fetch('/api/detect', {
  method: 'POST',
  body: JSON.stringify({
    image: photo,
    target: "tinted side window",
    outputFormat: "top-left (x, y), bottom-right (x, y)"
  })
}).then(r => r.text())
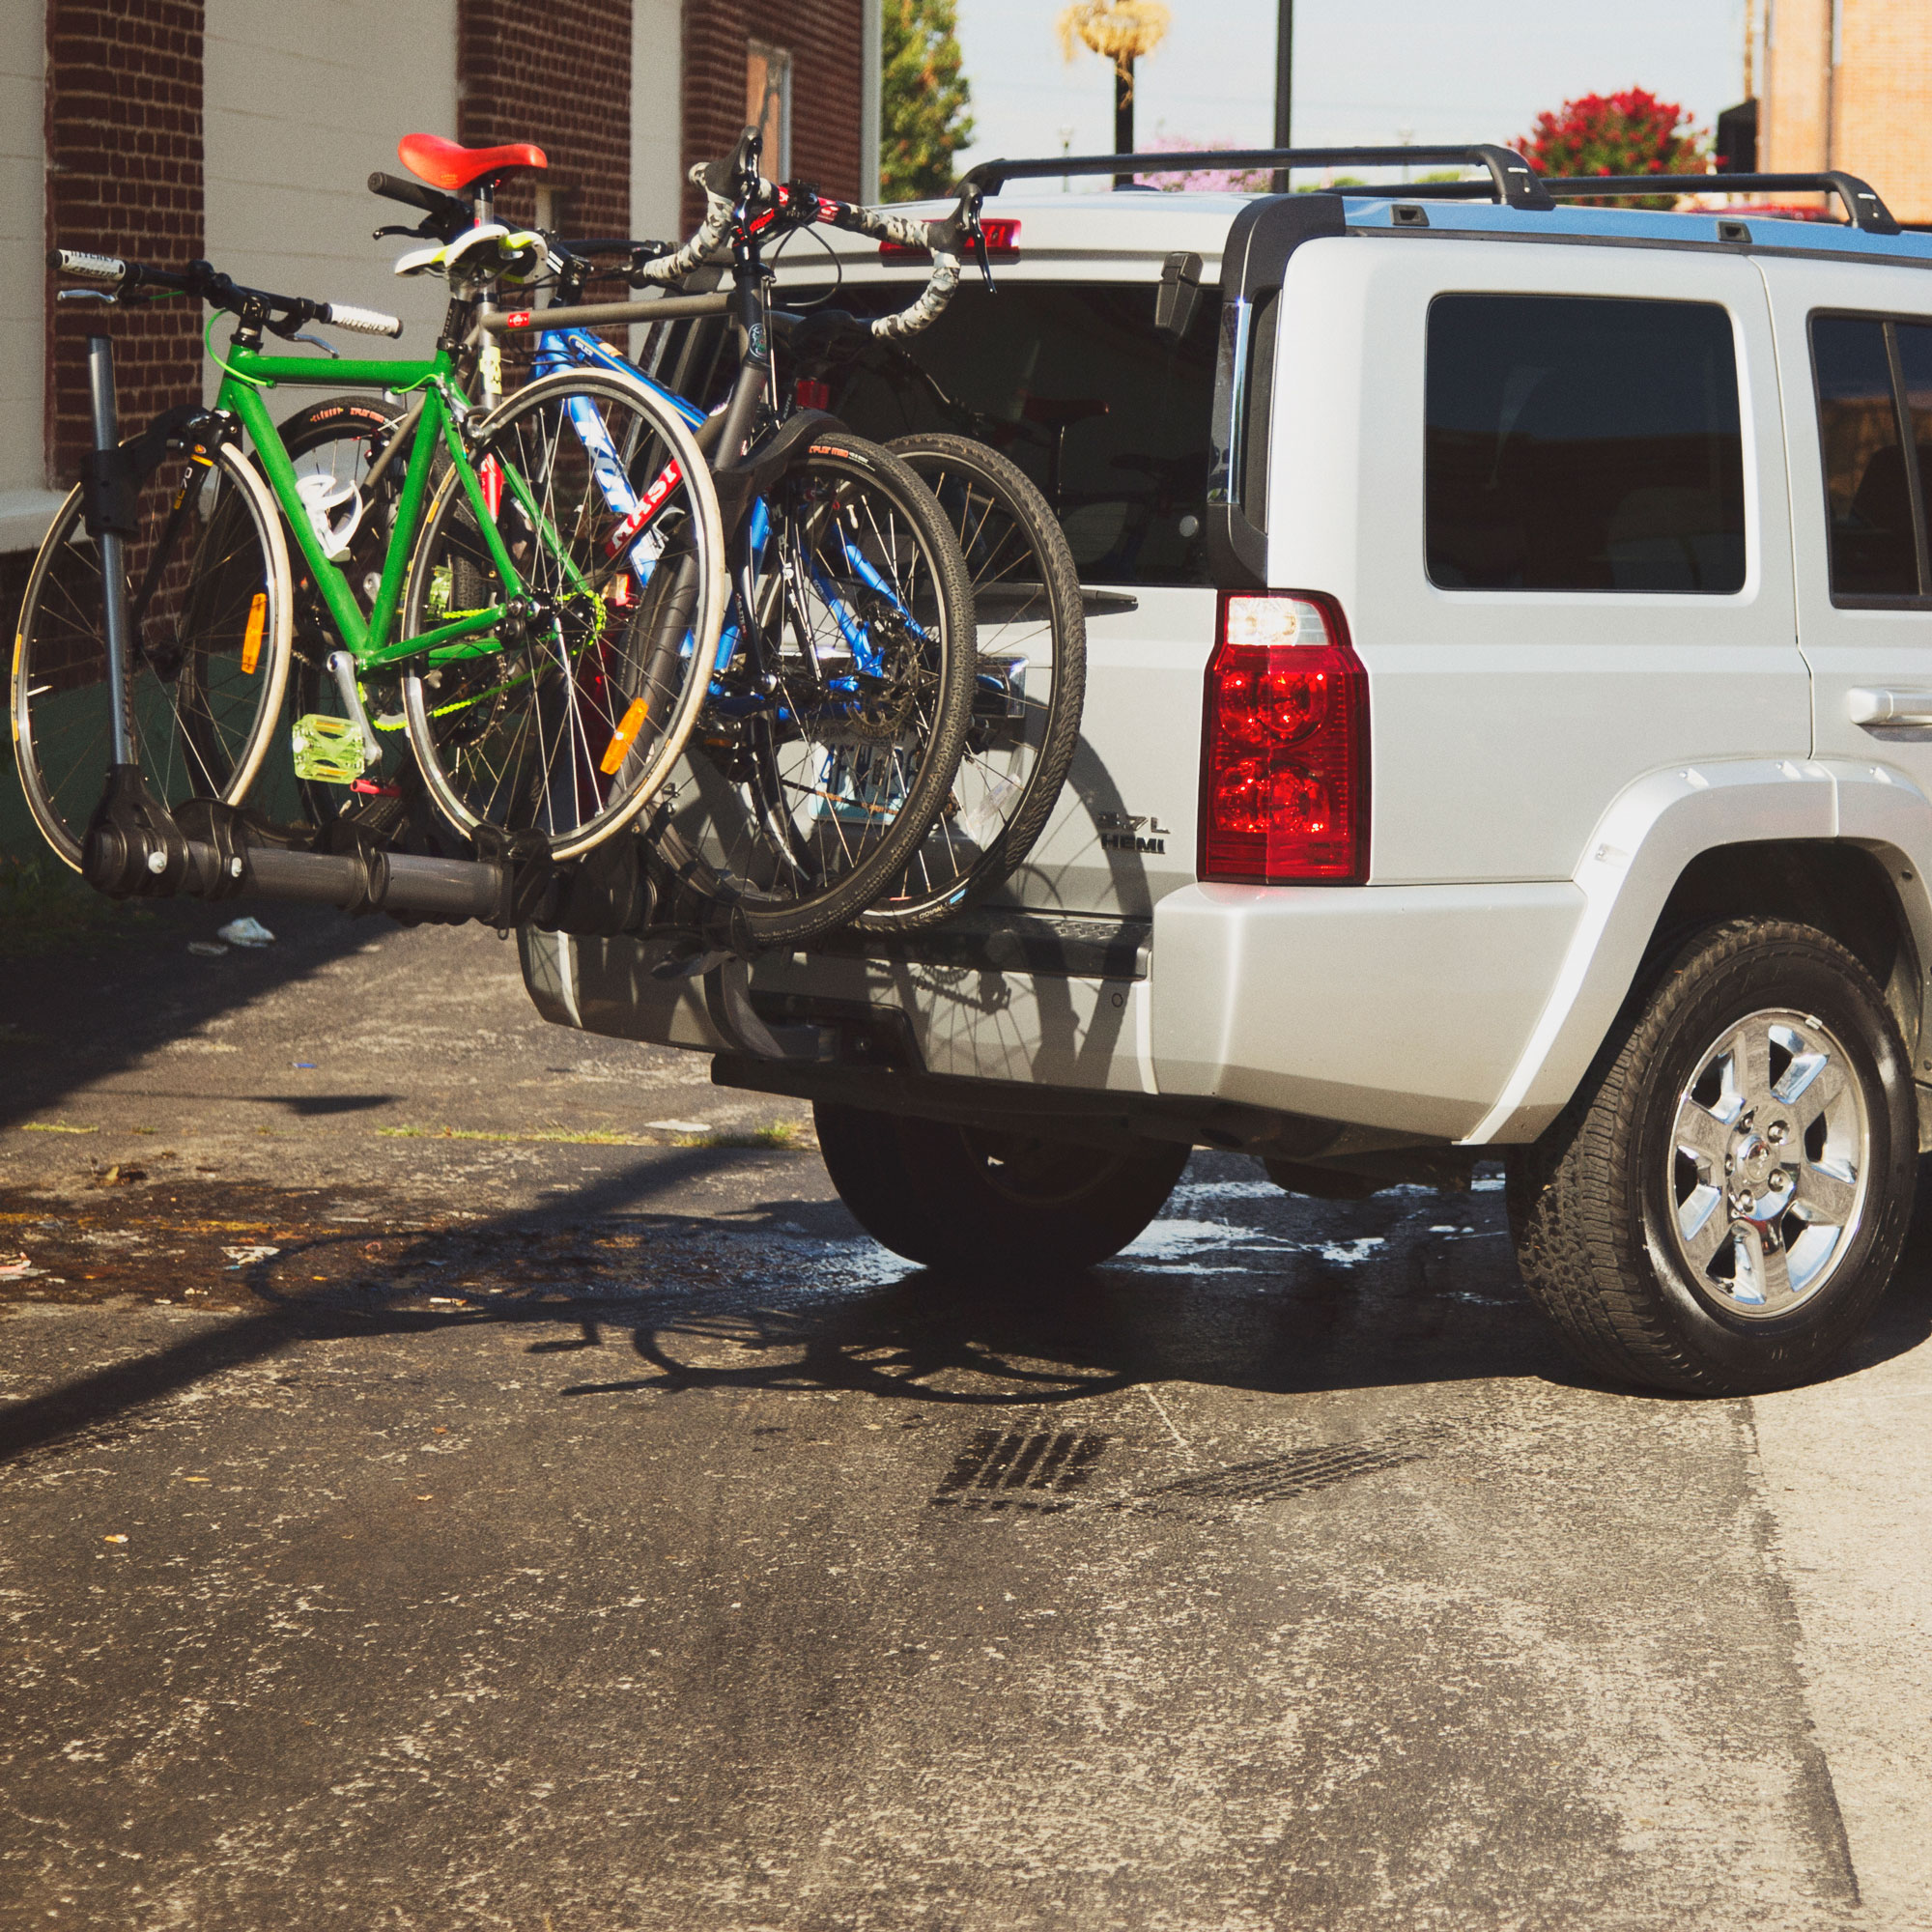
top-left (1426, 295), bottom-right (1747, 593)
top-left (1813, 315), bottom-right (1918, 598)
top-left (807, 283), bottom-right (1220, 588)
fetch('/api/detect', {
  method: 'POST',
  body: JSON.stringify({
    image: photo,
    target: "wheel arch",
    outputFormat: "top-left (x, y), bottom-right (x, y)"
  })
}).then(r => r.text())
top-left (1463, 758), bottom-right (1932, 1144)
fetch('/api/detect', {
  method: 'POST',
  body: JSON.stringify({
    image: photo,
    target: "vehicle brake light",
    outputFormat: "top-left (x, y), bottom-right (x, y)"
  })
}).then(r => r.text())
top-left (880, 218), bottom-right (1020, 263)
top-left (1199, 591), bottom-right (1368, 883)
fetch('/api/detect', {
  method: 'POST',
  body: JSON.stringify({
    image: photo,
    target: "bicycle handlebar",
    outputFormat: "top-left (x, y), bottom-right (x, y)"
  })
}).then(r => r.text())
top-left (48, 249), bottom-right (402, 339)
top-left (615, 128), bottom-right (986, 342)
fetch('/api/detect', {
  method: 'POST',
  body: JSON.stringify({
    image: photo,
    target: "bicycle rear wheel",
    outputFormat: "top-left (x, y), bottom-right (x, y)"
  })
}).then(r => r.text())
top-left (11, 438), bottom-right (294, 868)
top-left (398, 368), bottom-right (725, 862)
top-left (857, 433), bottom-right (1087, 929)
top-left (650, 434), bottom-right (977, 948)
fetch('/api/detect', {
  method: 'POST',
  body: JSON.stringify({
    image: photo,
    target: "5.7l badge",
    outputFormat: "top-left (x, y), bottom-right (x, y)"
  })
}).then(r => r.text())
top-left (1094, 810), bottom-right (1170, 855)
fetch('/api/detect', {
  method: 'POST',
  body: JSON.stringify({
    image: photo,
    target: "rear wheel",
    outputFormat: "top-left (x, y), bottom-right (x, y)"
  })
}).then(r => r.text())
top-left (11, 439), bottom-right (293, 868)
top-left (655, 435), bottom-right (977, 948)
top-left (858, 433), bottom-right (1086, 929)
top-left (815, 1101), bottom-right (1190, 1273)
top-left (1506, 918), bottom-right (1916, 1393)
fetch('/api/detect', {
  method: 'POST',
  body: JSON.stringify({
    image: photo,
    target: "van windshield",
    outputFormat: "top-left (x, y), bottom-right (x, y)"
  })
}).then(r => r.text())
top-left (804, 282), bottom-right (1221, 588)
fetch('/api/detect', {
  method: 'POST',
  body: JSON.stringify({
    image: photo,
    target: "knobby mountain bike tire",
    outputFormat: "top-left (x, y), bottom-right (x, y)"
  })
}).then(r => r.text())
top-left (857, 433), bottom-right (1087, 930)
top-left (646, 433), bottom-right (978, 949)
top-left (11, 438), bottom-right (295, 869)
top-left (397, 367), bottom-right (726, 863)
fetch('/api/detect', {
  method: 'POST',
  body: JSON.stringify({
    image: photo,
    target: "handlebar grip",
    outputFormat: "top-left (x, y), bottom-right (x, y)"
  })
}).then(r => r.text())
top-left (50, 247), bottom-right (128, 283)
top-left (368, 172), bottom-right (466, 221)
top-left (321, 301), bottom-right (404, 339)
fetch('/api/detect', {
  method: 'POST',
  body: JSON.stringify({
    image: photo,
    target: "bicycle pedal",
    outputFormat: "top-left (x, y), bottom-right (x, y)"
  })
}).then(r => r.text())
top-left (291, 714), bottom-right (368, 784)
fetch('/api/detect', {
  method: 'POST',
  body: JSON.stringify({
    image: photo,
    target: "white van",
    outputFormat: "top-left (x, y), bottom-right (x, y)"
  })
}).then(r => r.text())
top-left (524, 159), bottom-right (1932, 1396)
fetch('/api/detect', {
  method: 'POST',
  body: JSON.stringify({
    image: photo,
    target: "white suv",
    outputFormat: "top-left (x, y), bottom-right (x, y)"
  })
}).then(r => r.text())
top-left (523, 162), bottom-right (1932, 1396)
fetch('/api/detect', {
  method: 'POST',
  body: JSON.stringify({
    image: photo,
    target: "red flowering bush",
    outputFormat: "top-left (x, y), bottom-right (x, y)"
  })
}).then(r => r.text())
top-left (1521, 90), bottom-right (1709, 207)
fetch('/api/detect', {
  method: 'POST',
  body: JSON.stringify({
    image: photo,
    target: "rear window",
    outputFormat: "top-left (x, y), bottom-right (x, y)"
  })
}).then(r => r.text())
top-left (1426, 294), bottom-right (1747, 594)
top-left (1811, 311), bottom-right (1932, 602)
top-left (658, 282), bottom-right (1221, 587)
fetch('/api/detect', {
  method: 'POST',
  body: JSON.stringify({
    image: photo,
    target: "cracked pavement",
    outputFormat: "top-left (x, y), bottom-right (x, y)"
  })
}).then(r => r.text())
top-left (1, 897), bottom-right (1928, 1928)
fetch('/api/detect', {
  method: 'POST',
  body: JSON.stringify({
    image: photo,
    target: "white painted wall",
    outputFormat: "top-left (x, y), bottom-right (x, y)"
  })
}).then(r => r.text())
top-left (0, 0), bottom-right (59, 547)
top-left (202, 0), bottom-right (458, 401)
top-left (632, 0), bottom-right (682, 247)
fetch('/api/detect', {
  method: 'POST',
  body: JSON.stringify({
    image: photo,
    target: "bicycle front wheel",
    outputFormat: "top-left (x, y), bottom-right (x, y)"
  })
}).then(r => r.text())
top-left (11, 438), bottom-right (294, 868)
top-left (653, 434), bottom-right (978, 948)
top-left (398, 368), bottom-right (725, 863)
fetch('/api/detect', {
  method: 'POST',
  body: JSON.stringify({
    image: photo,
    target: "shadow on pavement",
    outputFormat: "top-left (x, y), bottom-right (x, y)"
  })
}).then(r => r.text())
top-left (11, 1137), bottom-right (1932, 1467)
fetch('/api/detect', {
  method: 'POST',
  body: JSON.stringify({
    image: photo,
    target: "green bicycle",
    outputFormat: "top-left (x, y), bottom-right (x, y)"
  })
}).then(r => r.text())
top-left (14, 235), bottom-right (725, 873)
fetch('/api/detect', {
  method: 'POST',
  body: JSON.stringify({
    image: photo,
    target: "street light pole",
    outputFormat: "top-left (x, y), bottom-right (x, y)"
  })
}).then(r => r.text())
top-left (1272, 0), bottom-right (1293, 192)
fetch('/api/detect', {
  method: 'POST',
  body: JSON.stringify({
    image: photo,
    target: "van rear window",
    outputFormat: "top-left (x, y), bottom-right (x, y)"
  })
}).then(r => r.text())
top-left (1426, 295), bottom-right (1747, 594)
top-left (800, 283), bottom-right (1220, 588)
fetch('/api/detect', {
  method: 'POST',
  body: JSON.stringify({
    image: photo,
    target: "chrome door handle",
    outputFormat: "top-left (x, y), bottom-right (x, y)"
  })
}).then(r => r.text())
top-left (1849, 687), bottom-right (1932, 728)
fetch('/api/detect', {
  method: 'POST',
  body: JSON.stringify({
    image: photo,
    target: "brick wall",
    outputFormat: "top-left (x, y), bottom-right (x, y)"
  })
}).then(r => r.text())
top-left (457, 0), bottom-right (631, 237)
top-left (1763, 0), bottom-right (1932, 223)
top-left (1834, 0), bottom-right (1932, 224)
top-left (681, 0), bottom-right (863, 232)
top-left (43, 0), bottom-right (204, 484)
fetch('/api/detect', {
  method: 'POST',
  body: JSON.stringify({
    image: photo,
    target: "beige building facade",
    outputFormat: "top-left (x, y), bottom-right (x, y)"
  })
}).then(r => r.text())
top-left (1761, 0), bottom-right (1932, 222)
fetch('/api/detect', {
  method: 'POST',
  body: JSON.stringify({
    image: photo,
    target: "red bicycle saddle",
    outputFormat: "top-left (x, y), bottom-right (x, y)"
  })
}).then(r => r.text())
top-left (398, 132), bottom-right (547, 192)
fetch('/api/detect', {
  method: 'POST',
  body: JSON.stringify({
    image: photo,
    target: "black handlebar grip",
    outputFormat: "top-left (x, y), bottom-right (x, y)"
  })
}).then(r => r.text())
top-left (367, 172), bottom-right (465, 221)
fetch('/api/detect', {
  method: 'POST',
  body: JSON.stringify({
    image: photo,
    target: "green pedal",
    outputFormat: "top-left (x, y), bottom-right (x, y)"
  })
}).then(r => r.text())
top-left (291, 714), bottom-right (367, 784)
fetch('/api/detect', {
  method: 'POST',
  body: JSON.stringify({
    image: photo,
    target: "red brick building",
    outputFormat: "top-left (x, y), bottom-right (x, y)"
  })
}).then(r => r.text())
top-left (0, 0), bottom-right (876, 563)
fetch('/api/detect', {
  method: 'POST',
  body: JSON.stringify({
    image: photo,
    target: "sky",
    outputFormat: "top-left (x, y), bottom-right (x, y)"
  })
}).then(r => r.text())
top-left (951, 0), bottom-right (1754, 181)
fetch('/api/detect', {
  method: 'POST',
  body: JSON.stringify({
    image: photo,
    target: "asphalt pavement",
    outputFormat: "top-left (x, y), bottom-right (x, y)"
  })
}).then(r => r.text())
top-left (1, 895), bottom-right (1928, 1930)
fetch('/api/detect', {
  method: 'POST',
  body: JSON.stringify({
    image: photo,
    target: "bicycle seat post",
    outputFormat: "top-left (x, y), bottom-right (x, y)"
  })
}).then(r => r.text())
top-left (83, 334), bottom-right (135, 767)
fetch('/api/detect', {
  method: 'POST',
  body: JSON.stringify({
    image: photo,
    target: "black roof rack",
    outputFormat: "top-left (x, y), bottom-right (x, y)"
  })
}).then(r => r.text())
top-left (958, 147), bottom-right (1903, 237)
top-left (961, 145), bottom-right (1553, 211)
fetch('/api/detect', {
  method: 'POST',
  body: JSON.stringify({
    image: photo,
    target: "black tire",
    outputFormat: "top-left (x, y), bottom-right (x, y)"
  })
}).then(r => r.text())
top-left (857, 434), bottom-right (1087, 929)
top-left (814, 1101), bottom-right (1190, 1273)
top-left (657, 434), bottom-right (978, 947)
top-left (1506, 918), bottom-right (1916, 1394)
top-left (10, 440), bottom-right (293, 868)
top-left (398, 368), bottom-right (726, 862)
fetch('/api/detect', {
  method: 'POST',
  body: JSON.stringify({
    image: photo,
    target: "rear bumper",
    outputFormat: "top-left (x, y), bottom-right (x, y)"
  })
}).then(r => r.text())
top-left (525, 880), bottom-right (1583, 1146)
top-left (1149, 881), bottom-right (1584, 1141)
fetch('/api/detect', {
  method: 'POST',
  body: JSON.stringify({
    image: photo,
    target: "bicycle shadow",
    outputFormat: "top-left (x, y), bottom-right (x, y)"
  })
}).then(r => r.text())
top-left (9, 1145), bottom-right (1932, 1468)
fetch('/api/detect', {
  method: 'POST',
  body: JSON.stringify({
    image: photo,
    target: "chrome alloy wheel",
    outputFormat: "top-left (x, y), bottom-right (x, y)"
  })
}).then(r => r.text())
top-left (1666, 1008), bottom-right (1870, 1319)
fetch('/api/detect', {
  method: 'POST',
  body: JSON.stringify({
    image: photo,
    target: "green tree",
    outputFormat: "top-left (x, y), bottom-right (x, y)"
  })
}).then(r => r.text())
top-left (880, 0), bottom-right (975, 202)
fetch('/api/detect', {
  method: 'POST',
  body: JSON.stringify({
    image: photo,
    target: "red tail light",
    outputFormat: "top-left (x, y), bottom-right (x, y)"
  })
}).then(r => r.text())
top-left (880, 218), bottom-right (1020, 263)
top-left (1199, 591), bottom-right (1368, 883)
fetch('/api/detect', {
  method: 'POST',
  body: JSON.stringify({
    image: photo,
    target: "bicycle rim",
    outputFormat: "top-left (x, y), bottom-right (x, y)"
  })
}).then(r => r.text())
top-left (657, 436), bottom-right (978, 946)
top-left (399, 368), bottom-right (724, 862)
top-left (11, 446), bottom-right (294, 870)
top-left (854, 433), bottom-right (1088, 929)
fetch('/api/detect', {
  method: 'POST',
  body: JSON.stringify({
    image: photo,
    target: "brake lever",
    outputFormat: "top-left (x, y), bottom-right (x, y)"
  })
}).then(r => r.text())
top-left (971, 221), bottom-right (996, 295)
top-left (57, 288), bottom-right (116, 304)
top-left (291, 331), bottom-right (339, 358)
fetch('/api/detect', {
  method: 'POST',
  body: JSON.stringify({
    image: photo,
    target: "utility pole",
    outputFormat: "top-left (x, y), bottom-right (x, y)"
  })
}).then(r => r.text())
top-left (1272, 0), bottom-right (1293, 192)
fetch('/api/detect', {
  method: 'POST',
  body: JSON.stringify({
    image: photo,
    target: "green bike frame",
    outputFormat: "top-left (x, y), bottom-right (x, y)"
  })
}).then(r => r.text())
top-left (216, 341), bottom-right (580, 671)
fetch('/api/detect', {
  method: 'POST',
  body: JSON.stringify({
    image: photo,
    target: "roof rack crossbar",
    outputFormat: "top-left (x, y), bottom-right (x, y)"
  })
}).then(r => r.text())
top-left (956, 149), bottom-right (1902, 237)
top-left (1541, 171), bottom-right (1899, 234)
top-left (961, 145), bottom-right (1555, 211)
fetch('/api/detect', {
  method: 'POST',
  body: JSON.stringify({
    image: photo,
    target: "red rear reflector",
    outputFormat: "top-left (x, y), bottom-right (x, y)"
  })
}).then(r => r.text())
top-left (795, 377), bottom-right (832, 411)
top-left (1199, 591), bottom-right (1368, 884)
top-left (880, 218), bottom-right (1020, 263)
